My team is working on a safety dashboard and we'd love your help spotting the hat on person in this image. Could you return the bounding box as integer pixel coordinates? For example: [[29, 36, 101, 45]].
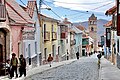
[[20, 54, 23, 57], [12, 53, 16, 56]]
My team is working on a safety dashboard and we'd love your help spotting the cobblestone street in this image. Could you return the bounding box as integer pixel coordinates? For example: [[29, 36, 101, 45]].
[[25, 56, 99, 80]]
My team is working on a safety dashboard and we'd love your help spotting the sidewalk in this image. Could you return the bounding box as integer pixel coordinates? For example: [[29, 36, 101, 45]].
[[0, 59, 76, 80], [100, 57, 120, 80]]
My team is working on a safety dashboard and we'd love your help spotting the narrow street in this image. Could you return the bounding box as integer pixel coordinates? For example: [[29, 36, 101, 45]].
[[25, 55, 99, 80]]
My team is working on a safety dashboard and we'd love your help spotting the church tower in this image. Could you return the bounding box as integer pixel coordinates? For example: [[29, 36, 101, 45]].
[[88, 14, 97, 52]]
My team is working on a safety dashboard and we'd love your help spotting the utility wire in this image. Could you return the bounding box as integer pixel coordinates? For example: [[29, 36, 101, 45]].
[[19, 0, 26, 6], [19, 0, 38, 12], [49, 0, 111, 5], [42, 1, 63, 20], [44, 0, 113, 17], [92, 1, 113, 10], [19, 0, 63, 20]]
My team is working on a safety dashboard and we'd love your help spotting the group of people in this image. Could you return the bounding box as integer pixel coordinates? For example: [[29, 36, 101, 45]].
[[7, 53, 26, 79]]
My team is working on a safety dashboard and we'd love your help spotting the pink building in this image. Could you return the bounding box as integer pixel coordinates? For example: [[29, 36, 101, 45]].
[[0, 0, 34, 64]]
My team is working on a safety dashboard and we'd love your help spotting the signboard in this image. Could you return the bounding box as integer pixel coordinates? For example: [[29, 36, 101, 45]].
[[106, 28, 111, 47], [22, 31, 35, 40]]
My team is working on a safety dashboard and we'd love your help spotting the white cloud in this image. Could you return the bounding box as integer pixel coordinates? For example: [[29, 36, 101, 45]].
[[52, 0, 115, 13]]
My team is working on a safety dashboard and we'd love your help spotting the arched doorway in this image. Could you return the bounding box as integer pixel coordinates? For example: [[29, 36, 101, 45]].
[[0, 28, 10, 63], [0, 44, 3, 62]]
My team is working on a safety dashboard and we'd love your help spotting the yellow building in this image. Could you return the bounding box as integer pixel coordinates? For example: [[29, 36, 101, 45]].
[[39, 14, 58, 64]]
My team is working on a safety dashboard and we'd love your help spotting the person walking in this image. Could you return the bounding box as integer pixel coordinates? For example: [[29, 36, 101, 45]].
[[10, 53, 18, 79], [67, 50, 69, 60], [47, 54, 53, 67], [76, 52, 79, 59], [6, 59, 10, 78], [19, 54, 26, 77]]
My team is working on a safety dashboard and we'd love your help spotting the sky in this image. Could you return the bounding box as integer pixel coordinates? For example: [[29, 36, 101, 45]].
[[16, 0, 115, 23]]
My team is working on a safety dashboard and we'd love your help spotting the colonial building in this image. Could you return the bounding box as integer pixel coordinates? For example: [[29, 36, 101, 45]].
[[88, 14, 98, 52], [39, 14, 58, 64], [71, 26, 82, 57], [0, 0, 10, 64], [105, 5, 117, 65], [58, 22, 69, 61], [24, 0, 41, 68]]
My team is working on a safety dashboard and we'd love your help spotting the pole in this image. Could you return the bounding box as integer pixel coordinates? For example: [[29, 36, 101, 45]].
[[39, 0, 43, 65]]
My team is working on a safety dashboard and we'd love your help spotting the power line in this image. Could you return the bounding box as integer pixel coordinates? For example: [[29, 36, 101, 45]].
[[49, 0, 111, 5], [92, 1, 113, 10], [44, 0, 112, 17], [19, 0, 38, 12], [19, 0, 26, 6], [42, 1, 63, 20], [19, 0, 63, 20]]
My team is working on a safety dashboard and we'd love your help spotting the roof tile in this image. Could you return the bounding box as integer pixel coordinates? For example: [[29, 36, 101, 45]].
[[6, 0, 34, 24]]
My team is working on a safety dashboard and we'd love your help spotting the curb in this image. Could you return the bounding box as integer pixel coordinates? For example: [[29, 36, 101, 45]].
[[0, 76, 8, 80]]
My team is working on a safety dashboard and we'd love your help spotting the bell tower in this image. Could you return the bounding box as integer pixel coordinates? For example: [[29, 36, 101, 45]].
[[88, 14, 97, 52]]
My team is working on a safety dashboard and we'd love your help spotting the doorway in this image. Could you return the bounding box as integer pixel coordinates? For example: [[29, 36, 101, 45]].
[[0, 44, 3, 62]]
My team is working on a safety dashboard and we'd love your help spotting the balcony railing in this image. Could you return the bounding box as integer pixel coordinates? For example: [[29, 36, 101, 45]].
[[70, 39, 76, 46], [52, 32, 57, 40], [0, 4, 6, 22], [44, 31, 50, 41]]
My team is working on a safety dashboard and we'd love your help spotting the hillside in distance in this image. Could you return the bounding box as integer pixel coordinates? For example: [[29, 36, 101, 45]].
[[73, 19, 108, 41]]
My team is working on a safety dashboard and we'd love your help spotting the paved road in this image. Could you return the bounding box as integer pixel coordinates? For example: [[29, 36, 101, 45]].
[[25, 55, 99, 80]]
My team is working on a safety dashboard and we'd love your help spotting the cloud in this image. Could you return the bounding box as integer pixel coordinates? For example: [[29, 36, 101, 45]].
[[51, 0, 115, 13]]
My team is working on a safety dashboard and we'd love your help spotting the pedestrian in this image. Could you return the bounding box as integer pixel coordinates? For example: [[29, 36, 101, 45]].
[[6, 59, 10, 78], [67, 50, 69, 60], [19, 54, 26, 77], [47, 54, 53, 67], [102, 49, 104, 55], [76, 52, 79, 59], [10, 53, 18, 79], [97, 53, 102, 60]]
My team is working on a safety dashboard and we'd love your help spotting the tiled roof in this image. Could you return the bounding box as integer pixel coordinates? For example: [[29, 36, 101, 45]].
[[5, 0, 34, 24], [104, 20, 112, 27], [71, 26, 82, 34], [26, 0, 37, 18], [38, 13, 59, 22], [105, 6, 117, 15], [76, 25, 86, 31]]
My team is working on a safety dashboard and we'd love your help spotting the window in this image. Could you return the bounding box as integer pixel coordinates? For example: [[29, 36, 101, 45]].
[[66, 39, 68, 43], [0, 0, 2, 4], [52, 45, 55, 57], [52, 24, 54, 32], [28, 44, 31, 65], [52, 25, 53, 38], [44, 24, 46, 32], [117, 40, 119, 53], [44, 48, 47, 60], [58, 46, 60, 55], [44, 24, 46, 39], [35, 42, 37, 54], [91, 27, 94, 31]]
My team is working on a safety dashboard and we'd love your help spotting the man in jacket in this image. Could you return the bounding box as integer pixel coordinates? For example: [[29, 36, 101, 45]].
[[19, 54, 26, 77], [10, 53, 18, 79]]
